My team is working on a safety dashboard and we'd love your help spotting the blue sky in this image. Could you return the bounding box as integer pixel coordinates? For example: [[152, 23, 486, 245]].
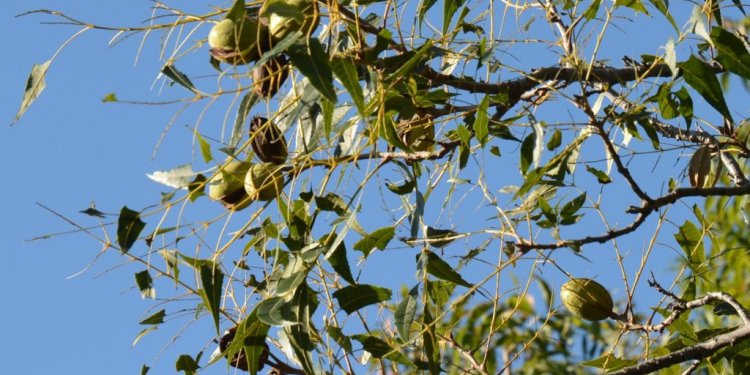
[[3, 1, 746, 374]]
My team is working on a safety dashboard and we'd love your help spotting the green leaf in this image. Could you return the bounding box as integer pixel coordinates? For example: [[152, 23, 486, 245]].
[[423, 250, 472, 287], [561, 193, 587, 218], [580, 354, 636, 371], [583, 0, 602, 19], [443, 0, 467, 34], [140, 364, 150, 375], [426, 280, 455, 306], [425, 226, 458, 248], [674, 87, 693, 128], [352, 335, 415, 366], [187, 174, 206, 202], [283, 285, 318, 373], [199, 264, 224, 335], [101, 92, 118, 103], [418, 0, 439, 27], [615, 0, 648, 14], [315, 193, 349, 215], [326, 237, 355, 284], [287, 39, 337, 103], [394, 286, 418, 340], [161, 64, 197, 94], [225, 0, 247, 22], [276, 255, 311, 296], [520, 131, 536, 175], [117, 206, 146, 253], [547, 129, 562, 150], [175, 355, 199, 375], [537, 197, 557, 223], [223, 308, 270, 375], [139, 309, 166, 325], [256, 297, 298, 326], [333, 284, 392, 314], [678, 55, 732, 121], [585, 165, 612, 184], [229, 91, 260, 152], [422, 304, 440, 375], [474, 95, 490, 146], [386, 178, 416, 195], [387, 41, 434, 82], [646, 0, 678, 31], [134, 270, 156, 299], [675, 220, 705, 271], [255, 31, 302, 67], [353, 226, 395, 257], [14, 60, 51, 124], [326, 326, 352, 352], [711, 27, 750, 81], [331, 57, 365, 115], [195, 130, 212, 163], [80, 207, 106, 218]]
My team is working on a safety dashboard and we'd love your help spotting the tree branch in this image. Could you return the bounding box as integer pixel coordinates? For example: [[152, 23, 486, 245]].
[[612, 291, 750, 375]]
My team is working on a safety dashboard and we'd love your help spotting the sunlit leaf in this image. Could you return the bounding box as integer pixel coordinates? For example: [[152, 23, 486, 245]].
[[101, 92, 118, 103], [146, 164, 196, 189], [195, 130, 213, 163]]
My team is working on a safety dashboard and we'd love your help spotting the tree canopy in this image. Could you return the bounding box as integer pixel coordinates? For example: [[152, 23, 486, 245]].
[[16, 0, 750, 373]]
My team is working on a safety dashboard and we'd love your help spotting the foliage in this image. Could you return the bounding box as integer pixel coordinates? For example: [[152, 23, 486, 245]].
[[17, 0, 750, 373]]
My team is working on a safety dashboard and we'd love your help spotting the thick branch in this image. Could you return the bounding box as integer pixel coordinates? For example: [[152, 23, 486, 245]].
[[611, 325, 750, 375], [421, 64, 673, 96], [613, 291, 750, 375], [627, 185, 750, 214]]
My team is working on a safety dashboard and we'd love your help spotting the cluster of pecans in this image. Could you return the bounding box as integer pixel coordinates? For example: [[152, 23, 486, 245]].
[[207, 118, 288, 210], [207, 0, 320, 99]]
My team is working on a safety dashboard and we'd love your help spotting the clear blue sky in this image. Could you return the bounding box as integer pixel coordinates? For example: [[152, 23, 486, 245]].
[[2, 1, 743, 374]]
